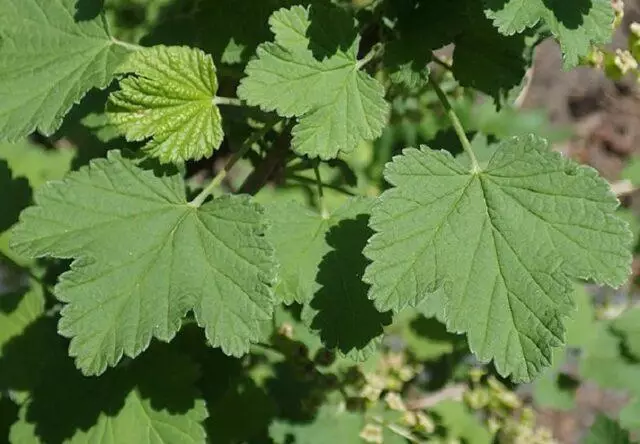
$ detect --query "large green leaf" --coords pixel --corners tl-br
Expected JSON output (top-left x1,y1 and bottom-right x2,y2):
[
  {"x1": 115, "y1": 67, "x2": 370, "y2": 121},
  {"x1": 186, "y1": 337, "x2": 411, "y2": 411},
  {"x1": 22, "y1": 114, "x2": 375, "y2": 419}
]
[
  {"x1": 108, "y1": 46, "x2": 224, "y2": 164},
  {"x1": 0, "y1": 0, "x2": 132, "y2": 141},
  {"x1": 482, "y1": 0, "x2": 614, "y2": 67},
  {"x1": 11, "y1": 151, "x2": 277, "y2": 375},
  {"x1": 238, "y1": 4, "x2": 389, "y2": 159},
  {"x1": 364, "y1": 135, "x2": 631, "y2": 381}
]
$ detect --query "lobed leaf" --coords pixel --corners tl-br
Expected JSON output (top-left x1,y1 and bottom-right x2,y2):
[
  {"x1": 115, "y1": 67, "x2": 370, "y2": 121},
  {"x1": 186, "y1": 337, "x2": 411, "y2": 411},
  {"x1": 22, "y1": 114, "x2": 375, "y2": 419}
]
[
  {"x1": 108, "y1": 45, "x2": 224, "y2": 164},
  {"x1": 238, "y1": 5, "x2": 389, "y2": 160},
  {"x1": 0, "y1": 0, "x2": 132, "y2": 141},
  {"x1": 364, "y1": 135, "x2": 632, "y2": 381},
  {"x1": 11, "y1": 151, "x2": 277, "y2": 375},
  {"x1": 482, "y1": 0, "x2": 614, "y2": 67}
]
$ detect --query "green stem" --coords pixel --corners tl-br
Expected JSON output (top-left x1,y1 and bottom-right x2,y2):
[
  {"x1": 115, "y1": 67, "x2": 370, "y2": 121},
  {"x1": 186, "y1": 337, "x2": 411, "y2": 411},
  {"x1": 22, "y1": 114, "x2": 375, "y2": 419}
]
[
  {"x1": 189, "y1": 118, "x2": 281, "y2": 207},
  {"x1": 111, "y1": 38, "x2": 144, "y2": 52},
  {"x1": 429, "y1": 72, "x2": 479, "y2": 172},
  {"x1": 357, "y1": 43, "x2": 384, "y2": 69},
  {"x1": 313, "y1": 162, "x2": 329, "y2": 219},
  {"x1": 214, "y1": 96, "x2": 244, "y2": 107}
]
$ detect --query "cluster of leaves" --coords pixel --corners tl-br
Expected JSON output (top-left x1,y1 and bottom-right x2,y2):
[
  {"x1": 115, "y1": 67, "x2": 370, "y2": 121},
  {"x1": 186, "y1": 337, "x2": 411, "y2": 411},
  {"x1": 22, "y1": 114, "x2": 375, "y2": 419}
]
[{"x1": 0, "y1": 0, "x2": 637, "y2": 442}]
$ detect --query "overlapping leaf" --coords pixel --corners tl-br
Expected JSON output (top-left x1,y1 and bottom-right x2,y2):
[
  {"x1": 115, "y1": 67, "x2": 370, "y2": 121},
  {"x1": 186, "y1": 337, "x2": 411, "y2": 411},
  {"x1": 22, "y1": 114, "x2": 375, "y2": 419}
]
[
  {"x1": 382, "y1": 0, "x2": 528, "y2": 101},
  {"x1": 266, "y1": 198, "x2": 391, "y2": 359},
  {"x1": 0, "y1": 283, "x2": 45, "y2": 359},
  {"x1": 482, "y1": 0, "x2": 614, "y2": 67},
  {"x1": 108, "y1": 46, "x2": 224, "y2": 163},
  {"x1": 238, "y1": 5, "x2": 389, "y2": 159},
  {"x1": 1, "y1": 318, "x2": 207, "y2": 444},
  {"x1": 11, "y1": 151, "x2": 277, "y2": 376},
  {"x1": 364, "y1": 135, "x2": 632, "y2": 381},
  {"x1": 0, "y1": 0, "x2": 132, "y2": 141}
]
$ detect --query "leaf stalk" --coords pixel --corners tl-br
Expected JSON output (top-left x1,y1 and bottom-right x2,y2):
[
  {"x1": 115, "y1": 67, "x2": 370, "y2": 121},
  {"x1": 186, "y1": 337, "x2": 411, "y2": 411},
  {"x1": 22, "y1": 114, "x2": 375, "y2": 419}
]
[
  {"x1": 428, "y1": 72, "x2": 480, "y2": 172},
  {"x1": 189, "y1": 117, "x2": 281, "y2": 207},
  {"x1": 214, "y1": 96, "x2": 244, "y2": 107},
  {"x1": 357, "y1": 43, "x2": 384, "y2": 69}
]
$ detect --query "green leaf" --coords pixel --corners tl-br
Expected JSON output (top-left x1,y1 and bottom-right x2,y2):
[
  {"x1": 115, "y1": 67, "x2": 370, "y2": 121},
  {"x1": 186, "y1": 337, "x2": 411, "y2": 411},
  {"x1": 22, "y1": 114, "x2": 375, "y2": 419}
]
[
  {"x1": 11, "y1": 151, "x2": 277, "y2": 376},
  {"x1": 382, "y1": 0, "x2": 466, "y2": 90},
  {"x1": 612, "y1": 308, "x2": 640, "y2": 360},
  {"x1": 364, "y1": 135, "x2": 632, "y2": 381},
  {"x1": 265, "y1": 198, "x2": 371, "y2": 305},
  {"x1": 238, "y1": 5, "x2": 389, "y2": 159},
  {"x1": 108, "y1": 45, "x2": 224, "y2": 164},
  {"x1": 266, "y1": 198, "x2": 391, "y2": 358},
  {"x1": 2, "y1": 318, "x2": 207, "y2": 444},
  {"x1": 0, "y1": 0, "x2": 132, "y2": 141},
  {"x1": 140, "y1": 0, "x2": 288, "y2": 66},
  {"x1": 0, "y1": 142, "x2": 75, "y2": 189},
  {"x1": 584, "y1": 415, "x2": 631, "y2": 444},
  {"x1": 0, "y1": 283, "x2": 45, "y2": 358},
  {"x1": 452, "y1": 8, "x2": 527, "y2": 103},
  {"x1": 620, "y1": 398, "x2": 640, "y2": 431},
  {"x1": 482, "y1": 0, "x2": 614, "y2": 67},
  {"x1": 580, "y1": 324, "x2": 640, "y2": 394}
]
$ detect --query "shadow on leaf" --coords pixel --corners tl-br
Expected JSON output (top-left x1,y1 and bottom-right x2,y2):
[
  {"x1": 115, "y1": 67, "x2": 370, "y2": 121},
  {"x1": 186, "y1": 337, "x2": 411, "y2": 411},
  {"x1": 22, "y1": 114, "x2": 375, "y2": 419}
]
[
  {"x1": 484, "y1": 0, "x2": 590, "y2": 29},
  {"x1": 0, "y1": 160, "x2": 32, "y2": 233},
  {"x1": 306, "y1": 3, "x2": 358, "y2": 60},
  {"x1": 306, "y1": 215, "x2": 392, "y2": 359},
  {"x1": 0, "y1": 317, "x2": 202, "y2": 443},
  {"x1": 74, "y1": 0, "x2": 104, "y2": 21},
  {"x1": 142, "y1": 0, "x2": 312, "y2": 66}
]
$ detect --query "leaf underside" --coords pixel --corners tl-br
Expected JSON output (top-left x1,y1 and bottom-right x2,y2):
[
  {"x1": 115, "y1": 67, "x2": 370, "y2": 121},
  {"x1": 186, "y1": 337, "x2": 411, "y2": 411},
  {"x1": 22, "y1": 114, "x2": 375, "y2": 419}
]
[
  {"x1": 0, "y1": 0, "x2": 131, "y2": 141},
  {"x1": 364, "y1": 135, "x2": 631, "y2": 381},
  {"x1": 238, "y1": 4, "x2": 389, "y2": 160},
  {"x1": 11, "y1": 151, "x2": 277, "y2": 376}
]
